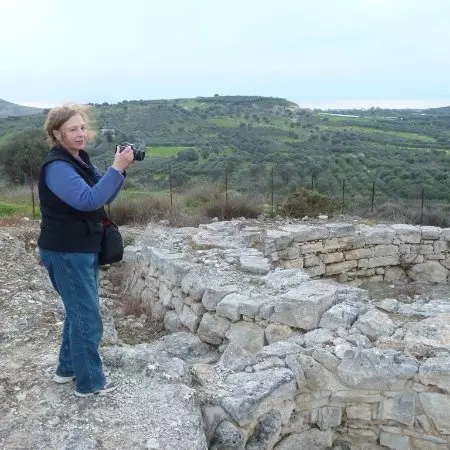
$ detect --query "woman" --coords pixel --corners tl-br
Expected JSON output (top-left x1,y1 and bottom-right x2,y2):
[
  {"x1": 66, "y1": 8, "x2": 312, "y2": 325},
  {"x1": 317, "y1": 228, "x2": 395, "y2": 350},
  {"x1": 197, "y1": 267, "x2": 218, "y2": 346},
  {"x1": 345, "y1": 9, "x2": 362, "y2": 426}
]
[{"x1": 38, "y1": 104, "x2": 134, "y2": 397}]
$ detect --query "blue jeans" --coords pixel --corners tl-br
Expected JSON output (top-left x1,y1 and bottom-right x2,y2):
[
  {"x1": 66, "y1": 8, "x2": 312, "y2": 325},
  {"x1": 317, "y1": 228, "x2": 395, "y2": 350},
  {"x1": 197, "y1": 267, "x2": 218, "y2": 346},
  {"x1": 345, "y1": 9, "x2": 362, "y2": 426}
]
[{"x1": 39, "y1": 249, "x2": 106, "y2": 394}]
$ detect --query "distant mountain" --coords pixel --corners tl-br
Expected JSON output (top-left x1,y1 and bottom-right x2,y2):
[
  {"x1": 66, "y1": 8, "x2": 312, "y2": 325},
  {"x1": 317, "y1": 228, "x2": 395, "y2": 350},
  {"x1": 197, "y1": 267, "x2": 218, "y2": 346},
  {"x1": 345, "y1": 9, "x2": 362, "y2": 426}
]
[{"x1": 0, "y1": 99, "x2": 43, "y2": 118}]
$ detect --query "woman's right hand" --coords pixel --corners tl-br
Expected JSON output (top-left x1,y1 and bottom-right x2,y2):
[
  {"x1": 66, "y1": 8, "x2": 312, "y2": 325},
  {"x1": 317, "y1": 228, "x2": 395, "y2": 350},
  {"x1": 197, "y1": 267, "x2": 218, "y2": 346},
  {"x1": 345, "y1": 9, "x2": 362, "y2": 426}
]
[{"x1": 112, "y1": 145, "x2": 135, "y2": 172}]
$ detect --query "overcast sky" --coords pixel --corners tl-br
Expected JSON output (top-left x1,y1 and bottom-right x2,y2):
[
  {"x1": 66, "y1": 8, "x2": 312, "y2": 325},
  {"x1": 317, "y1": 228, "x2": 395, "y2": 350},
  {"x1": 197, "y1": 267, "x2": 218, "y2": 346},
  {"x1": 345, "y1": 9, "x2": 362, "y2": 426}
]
[{"x1": 1, "y1": 0, "x2": 449, "y2": 109}]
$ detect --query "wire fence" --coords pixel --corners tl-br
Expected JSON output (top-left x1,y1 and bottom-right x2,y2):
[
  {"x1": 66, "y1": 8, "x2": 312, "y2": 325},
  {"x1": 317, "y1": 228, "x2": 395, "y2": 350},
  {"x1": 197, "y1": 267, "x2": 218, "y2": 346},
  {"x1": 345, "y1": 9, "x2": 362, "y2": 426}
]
[{"x1": 17, "y1": 162, "x2": 450, "y2": 227}]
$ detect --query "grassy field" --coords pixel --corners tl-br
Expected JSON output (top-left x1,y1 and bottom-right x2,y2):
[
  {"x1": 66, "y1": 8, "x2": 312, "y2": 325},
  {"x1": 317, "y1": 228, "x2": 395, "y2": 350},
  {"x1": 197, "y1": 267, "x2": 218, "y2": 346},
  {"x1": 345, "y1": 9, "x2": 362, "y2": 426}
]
[
  {"x1": 0, "y1": 201, "x2": 39, "y2": 218},
  {"x1": 145, "y1": 146, "x2": 191, "y2": 158},
  {"x1": 329, "y1": 125, "x2": 437, "y2": 143}
]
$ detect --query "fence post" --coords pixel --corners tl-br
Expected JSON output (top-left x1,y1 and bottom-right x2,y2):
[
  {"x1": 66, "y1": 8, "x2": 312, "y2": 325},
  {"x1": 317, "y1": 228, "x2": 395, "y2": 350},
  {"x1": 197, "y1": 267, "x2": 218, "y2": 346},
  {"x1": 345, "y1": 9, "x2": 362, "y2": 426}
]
[
  {"x1": 271, "y1": 166, "x2": 274, "y2": 217},
  {"x1": 371, "y1": 180, "x2": 375, "y2": 214},
  {"x1": 29, "y1": 161, "x2": 36, "y2": 220},
  {"x1": 169, "y1": 162, "x2": 173, "y2": 214},
  {"x1": 341, "y1": 179, "x2": 345, "y2": 214},
  {"x1": 225, "y1": 166, "x2": 229, "y2": 220},
  {"x1": 421, "y1": 187, "x2": 425, "y2": 225},
  {"x1": 104, "y1": 161, "x2": 111, "y2": 218}
]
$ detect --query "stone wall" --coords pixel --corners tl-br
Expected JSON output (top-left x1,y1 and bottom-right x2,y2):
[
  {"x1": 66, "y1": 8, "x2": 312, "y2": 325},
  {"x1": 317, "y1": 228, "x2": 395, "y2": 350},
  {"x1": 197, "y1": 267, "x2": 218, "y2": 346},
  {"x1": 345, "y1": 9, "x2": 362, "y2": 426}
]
[
  {"x1": 259, "y1": 223, "x2": 450, "y2": 284},
  {"x1": 121, "y1": 220, "x2": 450, "y2": 449}
]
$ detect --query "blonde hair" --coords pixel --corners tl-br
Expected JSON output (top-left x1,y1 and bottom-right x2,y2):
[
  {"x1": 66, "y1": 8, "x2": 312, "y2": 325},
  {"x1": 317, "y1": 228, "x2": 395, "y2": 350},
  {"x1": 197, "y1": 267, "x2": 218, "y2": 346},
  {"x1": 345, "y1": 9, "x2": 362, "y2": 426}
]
[{"x1": 44, "y1": 104, "x2": 96, "y2": 147}]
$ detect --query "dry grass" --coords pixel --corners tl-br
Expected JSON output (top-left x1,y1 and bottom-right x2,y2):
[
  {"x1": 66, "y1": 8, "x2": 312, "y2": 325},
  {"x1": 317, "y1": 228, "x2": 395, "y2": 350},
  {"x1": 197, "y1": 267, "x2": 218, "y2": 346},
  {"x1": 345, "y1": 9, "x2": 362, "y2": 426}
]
[
  {"x1": 108, "y1": 186, "x2": 263, "y2": 227},
  {"x1": 0, "y1": 185, "x2": 37, "y2": 203},
  {"x1": 393, "y1": 283, "x2": 422, "y2": 299},
  {"x1": 355, "y1": 201, "x2": 450, "y2": 228}
]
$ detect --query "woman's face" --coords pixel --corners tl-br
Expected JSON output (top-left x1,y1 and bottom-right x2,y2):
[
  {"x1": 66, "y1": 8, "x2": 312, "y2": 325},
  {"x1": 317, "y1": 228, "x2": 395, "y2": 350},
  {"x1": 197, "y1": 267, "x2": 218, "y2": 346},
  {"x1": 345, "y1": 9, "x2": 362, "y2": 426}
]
[{"x1": 58, "y1": 113, "x2": 87, "y2": 152}]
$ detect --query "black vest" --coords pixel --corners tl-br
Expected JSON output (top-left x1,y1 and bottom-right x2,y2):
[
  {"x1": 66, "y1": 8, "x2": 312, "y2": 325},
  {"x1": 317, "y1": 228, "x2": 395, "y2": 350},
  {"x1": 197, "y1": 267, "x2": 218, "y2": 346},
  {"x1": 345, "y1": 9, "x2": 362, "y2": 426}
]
[{"x1": 38, "y1": 146, "x2": 105, "y2": 252}]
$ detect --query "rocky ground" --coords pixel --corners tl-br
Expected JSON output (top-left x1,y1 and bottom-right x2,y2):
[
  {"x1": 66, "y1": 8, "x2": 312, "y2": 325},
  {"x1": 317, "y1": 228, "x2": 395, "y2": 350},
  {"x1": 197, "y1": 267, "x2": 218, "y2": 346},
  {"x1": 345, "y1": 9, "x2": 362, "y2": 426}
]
[
  {"x1": 0, "y1": 221, "x2": 213, "y2": 450},
  {"x1": 2, "y1": 218, "x2": 450, "y2": 450}
]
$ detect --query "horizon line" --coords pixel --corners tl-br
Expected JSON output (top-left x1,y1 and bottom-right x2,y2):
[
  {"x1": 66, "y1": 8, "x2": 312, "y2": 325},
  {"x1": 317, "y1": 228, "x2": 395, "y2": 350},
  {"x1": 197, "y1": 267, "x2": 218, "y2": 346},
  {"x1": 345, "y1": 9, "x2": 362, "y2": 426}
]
[{"x1": 15, "y1": 97, "x2": 450, "y2": 111}]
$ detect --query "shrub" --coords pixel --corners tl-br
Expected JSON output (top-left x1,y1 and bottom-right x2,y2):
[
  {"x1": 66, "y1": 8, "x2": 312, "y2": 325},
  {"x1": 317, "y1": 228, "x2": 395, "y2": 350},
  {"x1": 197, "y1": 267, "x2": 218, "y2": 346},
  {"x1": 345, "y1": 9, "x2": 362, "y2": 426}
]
[
  {"x1": 281, "y1": 188, "x2": 337, "y2": 218},
  {"x1": 110, "y1": 194, "x2": 176, "y2": 225}
]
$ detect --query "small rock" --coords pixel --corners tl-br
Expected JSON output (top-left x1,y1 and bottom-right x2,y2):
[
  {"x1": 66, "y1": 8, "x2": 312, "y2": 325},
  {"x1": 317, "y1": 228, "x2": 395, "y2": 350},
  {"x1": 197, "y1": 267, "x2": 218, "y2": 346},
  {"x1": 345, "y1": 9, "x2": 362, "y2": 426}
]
[{"x1": 145, "y1": 438, "x2": 160, "y2": 449}]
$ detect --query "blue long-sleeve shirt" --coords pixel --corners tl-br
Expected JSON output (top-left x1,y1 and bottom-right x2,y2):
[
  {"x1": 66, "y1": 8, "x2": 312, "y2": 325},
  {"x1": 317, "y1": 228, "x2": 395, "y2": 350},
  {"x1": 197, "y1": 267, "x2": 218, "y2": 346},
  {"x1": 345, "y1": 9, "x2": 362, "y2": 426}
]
[{"x1": 45, "y1": 161, "x2": 125, "y2": 212}]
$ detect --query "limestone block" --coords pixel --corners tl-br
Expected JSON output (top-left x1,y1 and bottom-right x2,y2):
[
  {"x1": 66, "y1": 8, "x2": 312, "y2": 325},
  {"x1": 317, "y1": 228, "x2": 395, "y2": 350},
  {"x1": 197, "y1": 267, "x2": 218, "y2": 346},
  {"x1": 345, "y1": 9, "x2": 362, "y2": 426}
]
[
  {"x1": 391, "y1": 224, "x2": 421, "y2": 244},
  {"x1": 270, "y1": 281, "x2": 342, "y2": 330},
  {"x1": 215, "y1": 342, "x2": 256, "y2": 373},
  {"x1": 381, "y1": 392, "x2": 415, "y2": 426},
  {"x1": 218, "y1": 368, "x2": 297, "y2": 426},
  {"x1": 364, "y1": 227, "x2": 396, "y2": 245},
  {"x1": 320, "y1": 302, "x2": 361, "y2": 332},
  {"x1": 262, "y1": 269, "x2": 310, "y2": 289},
  {"x1": 339, "y1": 234, "x2": 366, "y2": 250},
  {"x1": 265, "y1": 230, "x2": 293, "y2": 251},
  {"x1": 325, "y1": 260, "x2": 358, "y2": 276},
  {"x1": 427, "y1": 254, "x2": 446, "y2": 260},
  {"x1": 325, "y1": 223, "x2": 355, "y2": 237},
  {"x1": 300, "y1": 242, "x2": 324, "y2": 254},
  {"x1": 277, "y1": 245, "x2": 300, "y2": 260},
  {"x1": 419, "y1": 392, "x2": 450, "y2": 434},
  {"x1": 407, "y1": 261, "x2": 448, "y2": 283},
  {"x1": 345, "y1": 247, "x2": 374, "y2": 261},
  {"x1": 442, "y1": 228, "x2": 450, "y2": 240},
  {"x1": 315, "y1": 406, "x2": 342, "y2": 430},
  {"x1": 225, "y1": 321, "x2": 265, "y2": 353},
  {"x1": 304, "y1": 264, "x2": 326, "y2": 278},
  {"x1": 281, "y1": 259, "x2": 304, "y2": 269},
  {"x1": 337, "y1": 348, "x2": 419, "y2": 390},
  {"x1": 180, "y1": 304, "x2": 201, "y2": 332},
  {"x1": 202, "y1": 284, "x2": 238, "y2": 311},
  {"x1": 304, "y1": 254, "x2": 321, "y2": 267},
  {"x1": 421, "y1": 226, "x2": 442, "y2": 240},
  {"x1": 303, "y1": 328, "x2": 335, "y2": 347},
  {"x1": 434, "y1": 240, "x2": 448, "y2": 253},
  {"x1": 279, "y1": 224, "x2": 329, "y2": 242},
  {"x1": 321, "y1": 251, "x2": 344, "y2": 264},
  {"x1": 385, "y1": 267, "x2": 406, "y2": 282},
  {"x1": 323, "y1": 238, "x2": 341, "y2": 252},
  {"x1": 346, "y1": 404, "x2": 372, "y2": 421},
  {"x1": 374, "y1": 244, "x2": 398, "y2": 257},
  {"x1": 360, "y1": 255, "x2": 400, "y2": 269},
  {"x1": 197, "y1": 312, "x2": 230, "y2": 345},
  {"x1": 311, "y1": 348, "x2": 340, "y2": 371},
  {"x1": 404, "y1": 314, "x2": 450, "y2": 356},
  {"x1": 239, "y1": 255, "x2": 272, "y2": 275},
  {"x1": 181, "y1": 270, "x2": 206, "y2": 300},
  {"x1": 216, "y1": 293, "x2": 248, "y2": 321},
  {"x1": 354, "y1": 309, "x2": 395, "y2": 341},
  {"x1": 419, "y1": 355, "x2": 450, "y2": 393},
  {"x1": 265, "y1": 323, "x2": 294, "y2": 344},
  {"x1": 410, "y1": 243, "x2": 433, "y2": 255},
  {"x1": 379, "y1": 432, "x2": 410, "y2": 450}
]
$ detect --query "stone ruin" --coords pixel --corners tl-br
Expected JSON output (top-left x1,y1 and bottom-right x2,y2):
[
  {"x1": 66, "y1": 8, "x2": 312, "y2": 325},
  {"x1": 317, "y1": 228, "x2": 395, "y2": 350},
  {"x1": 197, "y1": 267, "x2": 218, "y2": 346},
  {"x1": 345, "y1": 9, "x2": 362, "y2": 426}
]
[{"x1": 118, "y1": 219, "x2": 450, "y2": 449}]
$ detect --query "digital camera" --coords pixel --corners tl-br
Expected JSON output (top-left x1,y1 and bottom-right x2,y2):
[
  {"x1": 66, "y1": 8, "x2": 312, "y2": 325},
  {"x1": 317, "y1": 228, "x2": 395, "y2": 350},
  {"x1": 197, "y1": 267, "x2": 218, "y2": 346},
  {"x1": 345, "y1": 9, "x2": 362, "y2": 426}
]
[{"x1": 117, "y1": 142, "x2": 145, "y2": 161}]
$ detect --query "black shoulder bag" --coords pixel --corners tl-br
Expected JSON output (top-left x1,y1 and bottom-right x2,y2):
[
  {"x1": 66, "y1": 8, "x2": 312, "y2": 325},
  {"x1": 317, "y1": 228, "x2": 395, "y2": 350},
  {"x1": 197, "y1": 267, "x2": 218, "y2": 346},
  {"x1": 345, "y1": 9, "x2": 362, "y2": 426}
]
[{"x1": 98, "y1": 217, "x2": 124, "y2": 265}]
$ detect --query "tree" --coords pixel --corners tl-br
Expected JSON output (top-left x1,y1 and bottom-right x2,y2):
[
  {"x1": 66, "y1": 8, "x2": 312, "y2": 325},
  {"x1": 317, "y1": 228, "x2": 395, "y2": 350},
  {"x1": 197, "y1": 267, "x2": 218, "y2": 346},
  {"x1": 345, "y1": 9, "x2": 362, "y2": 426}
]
[{"x1": 0, "y1": 129, "x2": 49, "y2": 184}]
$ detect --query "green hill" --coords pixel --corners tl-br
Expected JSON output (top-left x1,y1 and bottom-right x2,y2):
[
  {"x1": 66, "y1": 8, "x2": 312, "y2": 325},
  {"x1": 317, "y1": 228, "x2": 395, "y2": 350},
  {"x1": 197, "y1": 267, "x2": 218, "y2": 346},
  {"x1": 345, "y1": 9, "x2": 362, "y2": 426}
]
[
  {"x1": 0, "y1": 99, "x2": 43, "y2": 119},
  {"x1": 1, "y1": 95, "x2": 450, "y2": 203}
]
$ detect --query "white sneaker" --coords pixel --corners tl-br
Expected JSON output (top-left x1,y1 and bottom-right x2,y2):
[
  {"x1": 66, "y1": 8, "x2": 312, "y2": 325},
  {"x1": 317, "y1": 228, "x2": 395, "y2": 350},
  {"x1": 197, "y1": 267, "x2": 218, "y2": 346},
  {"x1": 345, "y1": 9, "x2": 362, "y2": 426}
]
[
  {"x1": 54, "y1": 374, "x2": 76, "y2": 384},
  {"x1": 74, "y1": 380, "x2": 119, "y2": 397}
]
